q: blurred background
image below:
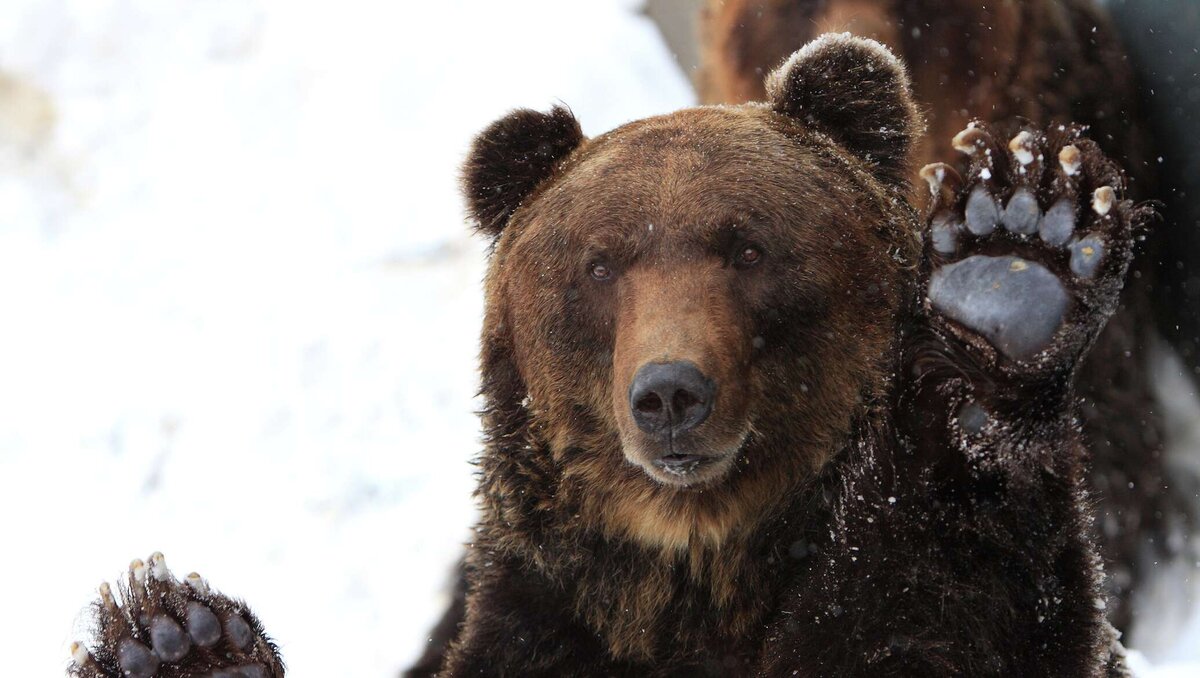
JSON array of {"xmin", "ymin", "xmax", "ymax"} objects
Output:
[{"xmin": 0, "ymin": 1, "xmax": 1195, "ymax": 676}]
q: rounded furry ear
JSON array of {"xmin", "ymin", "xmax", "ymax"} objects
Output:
[
  {"xmin": 462, "ymin": 106, "xmax": 585, "ymax": 238},
  {"xmin": 765, "ymin": 33, "xmax": 921, "ymax": 188}
]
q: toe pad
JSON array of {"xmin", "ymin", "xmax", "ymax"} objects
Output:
[
  {"xmin": 965, "ymin": 185, "xmax": 1000, "ymax": 235},
  {"xmin": 117, "ymin": 639, "xmax": 160, "ymax": 678},
  {"xmin": 1039, "ymin": 199, "xmax": 1076, "ymax": 246},
  {"xmin": 1002, "ymin": 188, "xmax": 1040, "ymax": 234},
  {"xmin": 1069, "ymin": 236, "xmax": 1106, "ymax": 278}
]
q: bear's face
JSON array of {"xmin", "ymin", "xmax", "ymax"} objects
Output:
[
  {"xmin": 466, "ymin": 35, "xmax": 923, "ymax": 545},
  {"xmin": 499, "ymin": 107, "xmax": 909, "ymax": 487}
]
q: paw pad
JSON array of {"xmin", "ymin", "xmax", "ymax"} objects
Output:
[
  {"xmin": 929, "ymin": 255, "xmax": 1069, "ymax": 361},
  {"xmin": 924, "ymin": 124, "xmax": 1137, "ymax": 365}
]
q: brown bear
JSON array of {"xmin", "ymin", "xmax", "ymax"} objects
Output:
[
  {"xmin": 68, "ymin": 33, "xmax": 1150, "ymax": 677},
  {"xmin": 696, "ymin": 0, "xmax": 1196, "ymax": 636}
]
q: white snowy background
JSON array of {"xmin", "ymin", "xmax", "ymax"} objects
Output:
[{"xmin": 0, "ymin": 1, "xmax": 1194, "ymax": 676}]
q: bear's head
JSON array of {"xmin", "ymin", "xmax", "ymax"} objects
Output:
[{"xmin": 465, "ymin": 35, "xmax": 923, "ymax": 549}]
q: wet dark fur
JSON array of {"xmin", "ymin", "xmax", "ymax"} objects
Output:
[
  {"xmin": 697, "ymin": 0, "xmax": 1191, "ymax": 635},
  {"xmin": 412, "ymin": 33, "xmax": 1136, "ymax": 677}
]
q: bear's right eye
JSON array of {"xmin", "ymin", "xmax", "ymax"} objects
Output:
[
  {"xmin": 590, "ymin": 263, "xmax": 613, "ymax": 281},
  {"xmin": 733, "ymin": 243, "xmax": 764, "ymax": 269}
]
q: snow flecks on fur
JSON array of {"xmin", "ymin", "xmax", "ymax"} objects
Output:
[{"xmin": 766, "ymin": 33, "xmax": 921, "ymax": 189}]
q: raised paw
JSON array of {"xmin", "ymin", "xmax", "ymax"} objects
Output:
[
  {"xmin": 920, "ymin": 122, "xmax": 1145, "ymax": 376},
  {"xmin": 68, "ymin": 553, "xmax": 283, "ymax": 678}
]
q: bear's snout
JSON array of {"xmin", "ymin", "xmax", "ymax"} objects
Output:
[
  {"xmin": 628, "ymin": 360, "xmax": 715, "ymax": 438},
  {"xmin": 608, "ymin": 264, "xmax": 751, "ymax": 486}
]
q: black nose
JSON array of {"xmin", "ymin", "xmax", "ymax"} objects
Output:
[{"xmin": 629, "ymin": 361, "xmax": 715, "ymax": 436}]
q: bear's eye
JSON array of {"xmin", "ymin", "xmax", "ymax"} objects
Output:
[
  {"xmin": 590, "ymin": 262, "xmax": 613, "ymax": 281},
  {"xmin": 735, "ymin": 245, "xmax": 763, "ymax": 268}
]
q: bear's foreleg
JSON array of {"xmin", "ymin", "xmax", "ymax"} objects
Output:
[{"xmin": 757, "ymin": 122, "xmax": 1145, "ymax": 677}]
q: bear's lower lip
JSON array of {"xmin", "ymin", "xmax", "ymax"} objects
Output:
[{"xmin": 653, "ymin": 454, "xmax": 708, "ymax": 475}]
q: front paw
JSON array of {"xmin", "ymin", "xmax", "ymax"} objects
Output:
[
  {"xmin": 69, "ymin": 553, "xmax": 283, "ymax": 678},
  {"xmin": 920, "ymin": 122, "xmax": 1147, "ymax": 381}
]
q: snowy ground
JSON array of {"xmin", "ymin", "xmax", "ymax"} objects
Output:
[{"xmin": 0, "ymin": 1, "xmax": 1195, "ymax": 676}]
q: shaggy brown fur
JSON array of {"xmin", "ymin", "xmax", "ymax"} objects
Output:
[
  {"xmin": 409, "ymin": 33, "xmax": 1143, "ymax": 677},
  {"xmin": 697, "ymin": 0, "xmax": 1189, "ymax": 635},
  {"xmin": 63, "ymin": 5, "xmax": 1179, "ymax": 677}
]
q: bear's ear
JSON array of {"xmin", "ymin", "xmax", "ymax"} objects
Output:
[
  {"xmin": 462, "ymin": 106, "xmax": 585, "ymax": 238},
  {"xmin": 765, "ymin": 33, "xmax": 921, "ymax": 188}
]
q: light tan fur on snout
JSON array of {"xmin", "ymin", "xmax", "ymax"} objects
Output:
[{"xmin": 612, "ymin": 263, "xmax": 751, "ymax": 481}]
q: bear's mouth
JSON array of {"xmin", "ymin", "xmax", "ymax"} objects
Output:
[
  {"xmin": 632, "ymin": 429, "xmax": 748, "ymax": 487},
  {"xmin": 639, "ymin": 448, "xmax": 738, "ymax": 488},
  {"xmin": 653, "ymin": 453, "xmax": 710, "ymax": 476}
]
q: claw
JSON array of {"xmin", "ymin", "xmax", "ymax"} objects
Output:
[
  {"xmin": 149, "ymin": 552, "xmax": 170, "ymax": 582},
  {"xmin": 69, "ymin": 641, "xmax": 90, "ymax": 665},
  {"xmin": 920, "ymin": 162, "xmax": 963, "ymax": 213},
  {"xmin": 952, "ymin": 125, "xmax": 990, "ymax": 156},
  {"xmin": 1092, "ymin": 186, "xmax": 1115, "ymax": 216},
  {"xmin": 1008, "ymin": 131, "xmax": 1037, "ymax": 166},
  {"xmin": 1059, "ymin": 145, "xmax": 1082, "ymax": 176},
  {"xmin": 131, "ymin": 559, "xmax": 147, "ymax": 585},
  {"xmin": 98, "ymin": 581, "xmax": 118, "ymax": 612},
  {"xmin": 920, "ymin": 162, "xmax": 962, "ymax": 200},
  {"xmin": 186, "ymin": 571, "xmax": 209, "ymax": 595}
]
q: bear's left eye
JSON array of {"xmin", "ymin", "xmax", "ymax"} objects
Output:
[
  {"xmin": 735, "ymin": 245, "xmax": 763, "ymax": 268},
  {"xmin": 590, "ymin": 262, "xmax": 613, "ymax": 281}
]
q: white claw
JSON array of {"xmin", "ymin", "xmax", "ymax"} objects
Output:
[
  {"xmin": 149, "ymin": 552, "xmax": 170, "ymax": 581},
  {"xmin": 186, "ymin": 571, "xmax": 209, "ymax": 594},
  {"xmin": 99, "ymin": 581, "xmax": 117, "ymax": 609},
  {"xmin": 70, "ymin": 641, "xmax": 90, "ymax": 665},
  {"xmin": 1093, "ymin": 186, "xmax": 1115, "ymax": 215},
  {"xmin": 131, "ymin": 558, "xmax": 147, "ymax": 584},
  {"xmin": 1059, "ymin": 145, "xmax": 1082, "ymax": 176},
  {"xmin": 919, "ymin": 163, "xmax": 944, "ymax": 195},
  {"xmin": 952, "ymin": 125, "xmax": 987, "ymax": 155},
  {"xmin": 1009, "ymin": 131, "xmax": 1036, "ymax": 165}
]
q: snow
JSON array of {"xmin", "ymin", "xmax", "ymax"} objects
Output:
[{"xmin": 0, "ymin": 2, "xmax": 1193, "ymax": 676}]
